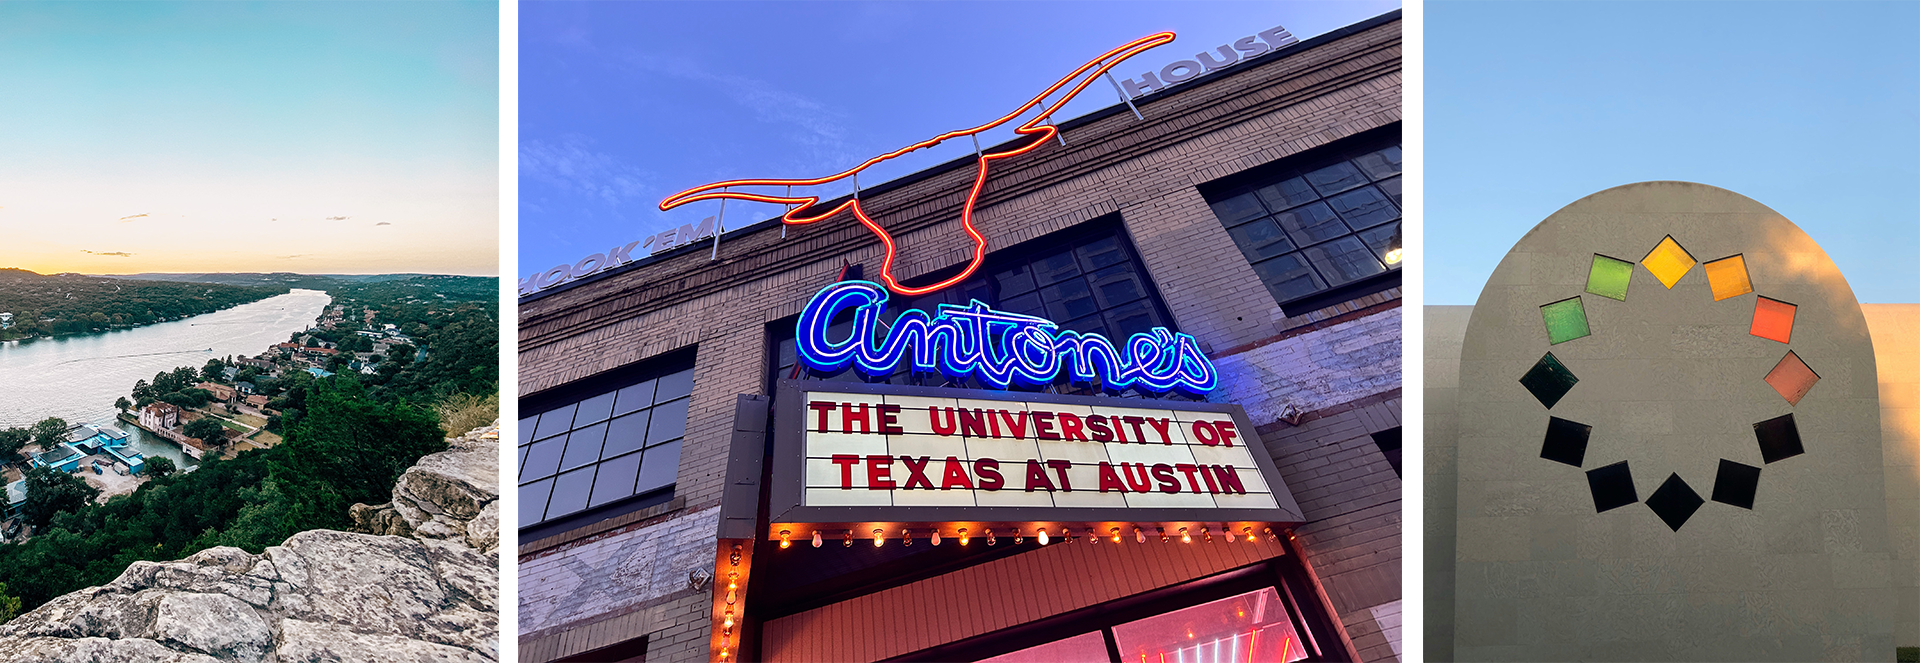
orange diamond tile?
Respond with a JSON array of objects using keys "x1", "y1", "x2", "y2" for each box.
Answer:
[
  {"x1": 1765, "y1": 351, "x2": 1819, "y2": 406},
  {"x1": 1703, "y1": 254, "x2": 1753, "y2": 301},
  {"x1": 1751, "y1": 296, "x2": 1796, "y2": 344}
]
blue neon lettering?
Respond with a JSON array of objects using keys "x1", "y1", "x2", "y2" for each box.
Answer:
[{"x1": 795, "y1": 281, "x2": 1218, "y2": 394}]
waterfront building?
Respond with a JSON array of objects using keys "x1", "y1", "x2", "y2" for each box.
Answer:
[
  {"x1": 1424, "y1": 182, "x2": 1918, "y2": 660},
  {"x1": 196, "y1": 382, "x2": 237, "y2": 402},
  {"x1": 519, "y1": 11, "x2": 1402, "y2": 663},
  {"x1": 139, "y1": 403, "x2": 180, "y2": 431},
  {"x1": 30, "y1": 444, "x2": 85, "y2": 473},
  {"x1": 4, "y1": 480, "x2": 24, "y2": 520}
]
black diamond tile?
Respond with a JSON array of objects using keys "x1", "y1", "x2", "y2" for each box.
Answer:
[
  {"x1": 1646, "y1": 473, "x2": 1705, "y2": 531},
  {"x1": 1711, "y1": 459, "x2": 1761, "y2": 509},
  {"x1": 1540, "y1": 416, "x2": 1591, "y2": 467},
  {"x1": 1753, "y1": 413, "x2": 1804, "y2": 464},
  {"x1": 1519, "y1": 352, "x2": 1580, "y2": 409},
  {"x1": 1586, "y1": 461, "x2": 1637, "y2": 513}
]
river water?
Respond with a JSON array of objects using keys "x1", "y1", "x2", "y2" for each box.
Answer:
[{"x1": 0, "y1": 289, "x2": 331, "y2": 467}]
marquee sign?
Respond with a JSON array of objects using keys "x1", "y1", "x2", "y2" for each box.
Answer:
[
  {"x1": 797, "y1": 280, "x2": 1218, "y2": 394},
  {"x1": 769, "y1": 380, "x2": 1305, "y2": 545},
  {"x1": 1115, "y1": 25, "x2": 1299, "y2": 99}
]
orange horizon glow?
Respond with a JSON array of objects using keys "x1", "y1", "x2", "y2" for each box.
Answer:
[{"x1": 659, "y1": 32, "x2": 1177, "y2": 295}]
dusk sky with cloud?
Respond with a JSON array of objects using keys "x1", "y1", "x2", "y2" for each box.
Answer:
[{"x1": 0, "y1": 2, "x2": 499, "y2": 276}]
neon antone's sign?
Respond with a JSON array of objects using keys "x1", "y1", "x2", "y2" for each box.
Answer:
[
  {"x1": 797, "y1": 281, "x2": 1217, "y2": 395},
  {"x1": 661, "y1": 33, "x2": 1178, "y2": 296}
]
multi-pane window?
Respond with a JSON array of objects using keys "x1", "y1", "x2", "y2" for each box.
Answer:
[
  {"x1": 1206, "y1": 137, "x2": 1401, "y2": 307},
  {"x1": 770, "y1": 223, "x2": 1175, "y2": 394},
  {"x1": 518, "y1": 367, "x2": 693, "y2": 530}
]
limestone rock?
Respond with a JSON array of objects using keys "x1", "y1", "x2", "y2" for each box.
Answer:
[{"x1": 0, "y1": 422, "x2": 501, "y2": 662}]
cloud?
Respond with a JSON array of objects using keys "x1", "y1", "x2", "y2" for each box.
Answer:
[
  {"x1": 82, "y1": 250, "x2": 135, "y2": 257},
  {"x1": 521, "y1": 136, "x2": 654, "y2": 206},
  {"x1": 324, "y1": 216, "x2": 350, "y2": 221},
  {"x1": 374, "y1": 222, "x2": 392, "y2": 226},
  {"x1": 279, "y1": 254, "x2": 313, "y2": 259},
  {"x1": 117, "y1": 213, "x2": 149, "y2": 222}
]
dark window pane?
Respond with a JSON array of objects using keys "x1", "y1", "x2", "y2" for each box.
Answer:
[
  {"x1": 604, "y1": 411, "x2": 651, "y2": 457},
  {"x1": 574, "y1": 391, "x2": 616, "y2": 427},
  {"x1": 1040, "y1": 278, "x2": 1098, "y2": 321},
  {"x1": 559, "y1": 422, "x2": 608, "y2": 471},
  {"x1": 532, "y1": 403, "x2": 575, "y2": 440},
  {"x1": 1359, "y1": 221, "x2": 1402, "y2": 269},
  {"x1": 647, "y1": 398, "x2": 690, "y2": 445},
  {"x1": 1254, "y1": 177, "x2": 1317, "y2": 211},
  {"x1": 1075, "y1": 236, "x2": 1128, "y2": 272},
  {"x1": 1252, "y1": 253, "x2": 1327, "y2": 302},
  {"x1": 1207, "y1": 192, "x2": 1265, "y2": 225},
  {"x1": 1087, "y1": 264, "x2": 1146, "y2": 309},
  {"x1": 1327, "y1": 186, "x2": 1398, "y2": 230},
  {"x1": 519, "y1": 478, "x2": 553, "y2": 528},
  {"x1": 518, "y1": 416, "x2": 537, "y2": 446},
  {"x1": 1032, "y1": 251, "x2": 1082, "y2": 286},
  {"x1": 1353, "y1": 146, "x2": 1402, "y2": 179},
  {"x1": 1226, "y1": 217, "x2": 1297, "y2": 261},
  {"x1": 655, "y1": 368, "x2": 696, "y2": 402},
  {"x1": 589, "y1": 451, "x2": 644, "y2": 507},
  {"x1": 613, "y1": 379, "x2": 656, "y2": 417},
  {"x1": 1060, "y1": 313, "x2": 1107, "y2": 339},
  {"x1": 1104, "y1": 300, "x2": 1161, "y2": 339},
  {"x1": 1303, "y1": 236, "x2": 1386, "y2": 286},
  {"x1": 993, "y1": 263, "x2": 1037, "y2": 297},
  {"x1": 1274, "y1": 202, "x2": 1351, "y2": 246},
  {"x1": 1000, "y1": 292, "x2": 1045, "y2": 318},
  {"x1": 1377, "y1": 175, "x2": 1402, "y2": 206},
  {"x1": 546, "y1": 466, "x2": 596, "y2": 518},
  {"x1": 636, "y1": 439, "x2": 681, "y2": 493},
  {"x1": 1304, "y1": 161, "x2": 1367, "y2": 196},
  {"x1": 522, "y1": 436, "x2": 566, "y2": 481}
]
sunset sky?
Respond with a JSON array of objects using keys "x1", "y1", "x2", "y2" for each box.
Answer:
[{"x1": 0, "y1": 1, "x2": 499, "y2": 276}]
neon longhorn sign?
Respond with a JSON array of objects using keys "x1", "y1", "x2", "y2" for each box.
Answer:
[
  {"x1": 797, "y1": 281, "x2": 1218, "y2": 395},
  {"x1": 660, "y1": 32, "x2": 1179, "y2": 296}
]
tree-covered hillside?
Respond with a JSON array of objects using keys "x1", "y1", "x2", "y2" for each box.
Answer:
[{"x1": 0, "y1": 269, "x2": 286, "y2": 337}]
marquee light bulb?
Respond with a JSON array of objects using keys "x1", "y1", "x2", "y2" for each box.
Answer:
[
  {"x1": 902, "y1": 529, "x2": 913, "y2": 546},
  {"x1": 812, "y1": 531, "x2": 823, "y2": 548},
  {"x1": 1181, "y1": 527, "x2": 1192, "y2": 544},
  {"x1": 1112, "y1": 527, "x2": 1122, "y2": 543},
  {"x1": 844, "y1": 530, "x2": 853, "y2": 547},
  {"x1": 1264, "y1": 527, "x2": 1278, "y2": 542},
  {"x1": 1225, "y1": 528, "x2": 1236, "y2": 543},
  {"x1": 1203, "y1": 527, "x2": 1213, "y2": 543},
  {"x1": 723, "y1": 610, "x2": 734, "y2": 629},
  {"x1": 1244, "y1": 527, "x2": 1256, "y2": 543},
  {"x1": 987, "y1": 529, "x2": 997, "y2": 546},
  {"x1": 873, "y1": 529, "x2": 885, "y2": 547},
  {"x1": 1038, "y1": 528, "x2": 1050, "y2": 545},
  {"x1": 1083, "y1": 528, "x2": 1093, "y2": 544},
  {"x1": 1135, "y1": 527, "x2": 1147, "y2": 544},
  {"x1": 1014, "y1": 531, "x2": 1024, "y2": 544},
  {"x1": 727, "y1": 573, "x2": 738, "y2": 592},
  {"x1": 1159, "y1": 527, "x2": 1169, "y2": 544},
  {"x1": 779, "y1": 530, "x2": 791, "y2": 549},
  {"x1": 931, "y1": 530, "x2": 942, "y2": 546},
  {"x1": 959, "y1": 528, "x2": 969, "y2": 546}
]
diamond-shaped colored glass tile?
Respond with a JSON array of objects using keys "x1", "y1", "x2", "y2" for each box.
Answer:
[
  {"x1": 1753, "y1": 413, "x2": 1804, "y2": 464},
  {"x1": 1519, "y1": 352, "x2": 1580, "y2": 409},
  {"x1": 1585, "y1": 254, "x2": 1633, "y2": 301},
  {"x1": 1711, "y1": 459, "x2": 1760, "y2": 509},
  {"x1": 1641, "y1": 236, "x2": 1696, "y2": 289},
  {"x1": 1751, "y1": 296, "x2": 1796, "y2": 343},
  {"x1": 1764, "y1": 351, "x2": 1820, "y2": 406},
  {"x1": 1703, "y1": 254, "x2": 1753, "y2": 301},
  {"x1": 1540, "y1": 416, "x2": 1591, "y2": 467},
  {"x1": 1540, "y1": 297, "x2": 1591, "y2": 345},
  {"x1": 1646, "y1": 473, "x2": 1705, "y2": 531},
  {"x1": 1586, "y1": 461, "x2": 1637, "y2": 513}
]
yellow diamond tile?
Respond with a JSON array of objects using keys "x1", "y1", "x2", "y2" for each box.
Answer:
[
  {"x1": 1642, "y1": 236, "x2": 1696, "y2": 289},
  {"x1": 1703, "y1": 254, "x2": 1752, "y2": 301}
]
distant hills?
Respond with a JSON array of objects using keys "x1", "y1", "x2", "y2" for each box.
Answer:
[{"x1": 97, "y1": 272, "x2": 497, "y2": 303}]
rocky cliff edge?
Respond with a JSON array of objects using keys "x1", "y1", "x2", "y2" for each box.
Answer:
[{"x1": 0, "y1": 422, "x2": 501, "y2": 663}]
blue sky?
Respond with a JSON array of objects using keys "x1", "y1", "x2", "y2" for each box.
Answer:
[
  {"x1": 1427, "y1": 1, "x2": 1920, "y2": 304},
  {"x1": 0, "y1": 1, "x2": 498, "y2": 275},
  {"x1": 518, "y1": 0, "x2": 1399, "y2": 279}
]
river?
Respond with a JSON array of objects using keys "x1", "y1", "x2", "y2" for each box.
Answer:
[{"x1": 0, "y1": 289, "x2": 331, "y2": 467}]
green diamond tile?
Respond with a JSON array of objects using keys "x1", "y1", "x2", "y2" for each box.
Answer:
[
  {"x1": 1586, "y1": 254, "x2": 1633, "y2": 301},
  {"x1": 1520, "y1": 352, "x2": 1580, "y2": 409},
  {"x1": 1541, "y1": 296, "x2": 1592, "y2": 345}
]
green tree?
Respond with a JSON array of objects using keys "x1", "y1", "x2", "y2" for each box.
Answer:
[
  {"x1": 201, "y1": 359, "x2": 225, "y2": 381},
  {"x1": 282, "y1": 377, "x2": 445, "y2": 518},
  {"x1": 114, "y1": 396, "x2": 131, "y2": 412},
  {"x1": 145, "y1": 456, "x2": 176, "y2": 478},
  {"x1": 183, "y1": 419, "x2": 226, "y2": 444},
  {"x1": 0, "y1": 582, "x2": 22, "y2": 624},
  {"x1": 19, "y1": 466, "x2": 98, "y2": 529},
  {"x1": 28, "y1": 418, "x2": 68, "y2": 449},
  {"x1": 0, "y1": 428, "x2": 28, "y2": 463}
]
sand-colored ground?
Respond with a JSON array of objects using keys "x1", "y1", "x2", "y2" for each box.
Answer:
[{"x1": 74, "y1": 454, "x2": 147, "y2": 499}]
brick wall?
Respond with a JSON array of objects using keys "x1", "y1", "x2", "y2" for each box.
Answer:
[{"x1": 519, "y1": 16, "x2": 1402, "y2": 662}]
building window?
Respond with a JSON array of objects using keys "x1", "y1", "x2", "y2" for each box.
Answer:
[
  {"x1": 518, "y1": 363, "x2": 693, "y2": 533},
  {"x1": 1203, "y1": 129, "x2": 1401, "y2": 311},
  {"x1": 769, "y1": 217, "x2": 1180, "y2": 397}
]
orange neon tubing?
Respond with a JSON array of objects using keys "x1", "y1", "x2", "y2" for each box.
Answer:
[{"x1": 659, "y1": 32, "x2": 1177, "y2": 296}]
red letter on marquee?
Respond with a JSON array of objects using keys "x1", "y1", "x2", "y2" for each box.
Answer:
[
  {"x1": 1146, "y1": 418, "x2": 1174, "y2": 444},
  {"x1": 842, "y1": 403, "x2": 871, "y2": 434},
  {"x1": 975, "y1": 458, "x2": 1004, "y2": 490},
  {"x1": 940, "y1": 456, "x2": 974, "y2": 490},
  {"x1": 900, "y1": 456, "x2": 935, "y2": 489},
  {"x1": 831, "y1": 454, "x2": 860, "y2": 489},
  {"x1": 1191, "y1": 420, "x2": 1219, "y2": 446},
  {"x1": 1097, "y1": 462, "x2": 1126, "y2": 493},
  {"x1": 930, "y1": 407, "x2": 959, "y2": 436},
  {"x1": 1058, "y1": 412, "x2": 1087, "y2": 441},
  {"x1": 1215, "y1": 421, "x2": 1238, "y2": 447},
  {"x1": 1210, "y1": 465, "x2": 1247, "y2": 494},
  {"x1": 866, "y1": 454, "x2": 895, "y2": 489},
  {"x1": 809, "y1": 401, "x2": 838, "y2": 433},
  {"x1": 1023, "y1": 460, "x2": 1055, "y2": 492},
  {"x1": 878, "y1": 404, "x2": 904, "y2": 435},
  {"x1": 1046, "y1": 459, "x2": 1074, "y2": 491}
]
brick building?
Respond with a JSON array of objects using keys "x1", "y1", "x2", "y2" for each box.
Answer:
[{"x1": 519, "y1": 11, "x2": 1403, "y2": 662}]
